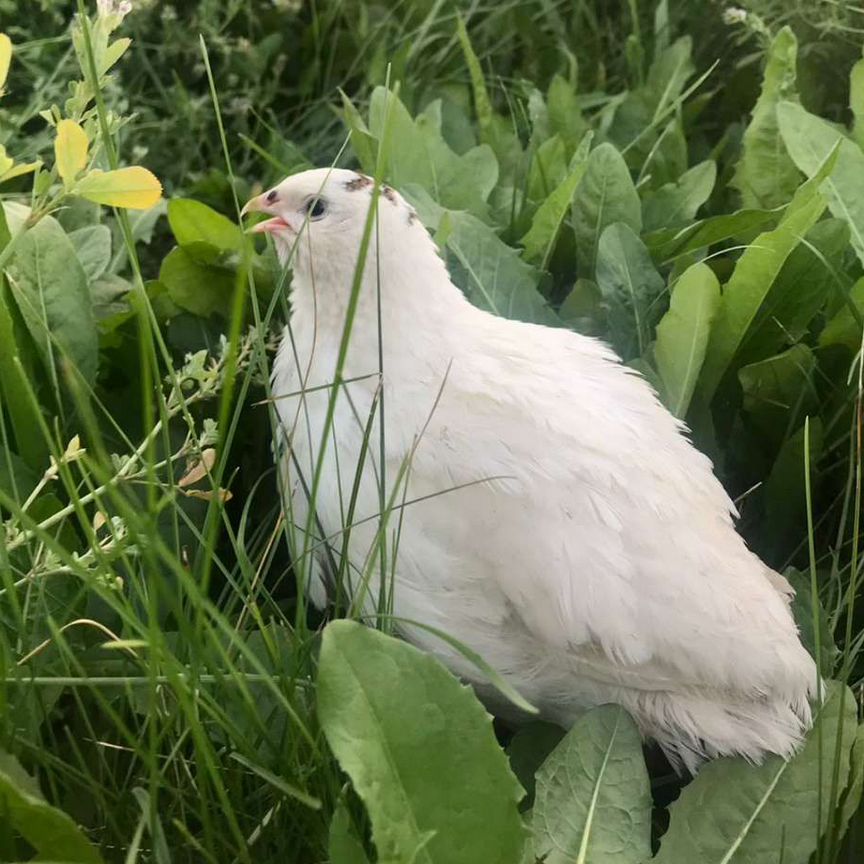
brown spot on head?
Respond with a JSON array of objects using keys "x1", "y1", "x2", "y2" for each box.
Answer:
[
  {"x1": 381, "y1": 185, "x2": 397, "y2": 205},
  {"x1": 344, "y1": 173, "x2": 373, "y2": 191},
  {"x1": 407, "y1": 208, "x2": 418, "y2": 225}
]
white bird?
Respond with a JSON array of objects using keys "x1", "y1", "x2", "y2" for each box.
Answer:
[{"x1": 242, "y1": 167, "x2": 817, "y2": 771}]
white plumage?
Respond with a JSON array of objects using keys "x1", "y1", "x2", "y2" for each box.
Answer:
[{"x1": 242, "y1": 167, "x2": 817, "y2": 771}]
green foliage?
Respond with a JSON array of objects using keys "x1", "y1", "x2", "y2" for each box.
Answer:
[
  {"x1": 521, "y1": 138, "x2": 590, "y2": 268},
  {"x1": 159, "y1": 246, "x2": 235, "y2": 318},
  {"x1": 329, "y1": 799, "x2": 372, "y2": 864},
  {"x1": 778, "y1": 100, "x2": 864, "y2": 267},
  {"x1": 595, "y1": 222, "x2": 664, "y2": 359},
  {"x1": 732, "y1": 27, "x2": 801, "y2": 210},
  {"x1": 821, "y1": 277, "x2": 864, "y2": 352},
  {"x1": 2, "y1": 1, "x2": 864, "y2": 862},
  {"x1": 410, "y1": 188, "x2": 556, "y2": 325},
  {"x1": 572, "y1": 143, "x2": 642, "y2": 276},
  {"x1": 530, "y1": 705, "x2": 651, "y2": 864},
  {"x1": 6, "y1": 214, "x2": 98, "y2": 386},
  {"x1": 655, "y1": 683, "x2": 858, "y2": 864},
  {"x1": 698, "y1": 150, "x2": 834, "y2": 401},
  {"x1": 0, "y1": 750, "x2": 104, "y2": 863},
  {"x1": 738, "y1": 344, "x2": 818, "y2": 440},
  {"x1": 642, "y1": 159, "x2": 715, "y2": 232},
  {"x1": 655, "y1": 262, "x2": 720, "y2": 417},
  {"x1": 352, "y1": 86, "x2": 498, "y2": 219},
  {"x1": 168, "y1": 198, "x2": 244, "y2": 253},
  {"x1": 317, "y1": 621, "x2": 526, "y2": 864}
]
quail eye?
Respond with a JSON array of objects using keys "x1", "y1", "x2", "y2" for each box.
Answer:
[{"x1": 304, "y1": 197, "x2": 327, "y2": 219}]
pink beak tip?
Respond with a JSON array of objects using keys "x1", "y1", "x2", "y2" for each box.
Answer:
[{"x1": 246, "y1": 215, "x2": 291, "y2": 235}]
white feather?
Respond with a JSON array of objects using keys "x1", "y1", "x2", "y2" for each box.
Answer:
[{"x1": 255, "y1": 167, "x2": 817, "y2": 771}]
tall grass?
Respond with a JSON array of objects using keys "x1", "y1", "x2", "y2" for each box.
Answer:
[{"x1": 1, "y1": 7, "x2": 450, "y2": 858}]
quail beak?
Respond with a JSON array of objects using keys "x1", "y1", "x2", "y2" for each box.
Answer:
[{"x1": 240, "y1": 193, "x2": 295, "y2": 235}]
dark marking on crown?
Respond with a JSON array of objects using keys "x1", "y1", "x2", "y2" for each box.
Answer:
[
  {"x1": 407, "y1": 208, "x2": 418, "y2": 225},
  {"x1": 381, "y1": 185, "x2": 397, "y2": 205},
  {"x1": 344, "y1": 174, "x2": 373, "y2": 191}
]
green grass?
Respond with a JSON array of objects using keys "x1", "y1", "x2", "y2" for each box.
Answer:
[{"x1": 1, "y1": 0, "x2": 864, "y2": 861}]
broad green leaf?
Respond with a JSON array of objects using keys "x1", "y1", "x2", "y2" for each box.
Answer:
[
  {"x1": 0, "y1": 290, "x2": 45, "y2": 469},
  {"x1": 607, "y1": 37, "x2": 694, "y2": 164},
  {"x1": 366, "y1": 87, "x2": 498, "y2": 219},
  {"x1": 655, "y1": 262, "x2": 720, "y2": 417},
  {"x1": 735, "y1": 218, "x2": 848, "y2": 365},
  {"x1": 641, "y1": 115, "x2": 688, "y2": 190},
  {"x1": 655, "y1": 682, "x2": 858, "y2": 864},
  {"x1": 69, "y1": 224, "x2": 112, "y2": 282},
  {"x1": 820, "y1": 276, "x2": 864, "y2": 352},
  {"x1": 547, "y1": 74, "x2": 587, "y2": 155},
  {"x1": 596, "y1": 222, "x2": 664, "y2": 360},
  {"x1": 642, "y1": 160, "x2": 716, "y2": 232},
  {"x1": 91, "y1": 274, "x2": 131, "y2": 323},
  {"x1": 698, "y1": 151, "x2": 834, "y2": 401},
  {"x1": 54, "y1": 119, "x2": 89, "y2": 187},
  {"x1": 522, "y1": 148, "x2": 590, "y2": 268},
  {"x1": 317, "y1": 621, "x2": 526, "y2": 864},
  {"x1": 645, "y1": 208, "x2": 776, "y2": 263},
  {"x1": 572, "y1": 143, "x2": 641, "y2": 276},
  {"x1": 762, "y1": 419, "x2": 825, "y2": 555},
  {"x1": 852, "y1": 59, "x2": 864, "y2": 148},
  {"x1": 559, "y1": 278, "x2": 602, "y2": 331},
  {"x1": 778, "y1": 100, "x2": 864, "y2": 266},
  {"x1": 531, "y1": 705, "x2": 651, "y2": 864},
  {"x1": 0, "y1": 32, "x2": 10, "y2": 93},
  {"x1": 838, "y1": 725, "x2": 864, "y2": 841},
  {"x1": 526, "y1": 135, "x2": 567, "y2": 204},
  {"x1": 738, "y1": 344, "x2": 817, "y2": 442},
  {"x1": 506, "y1": 723, "x2": 565, "y2": 810},
  {"x1": 410, "y1": 187, "x2": 557, "y2": 325},
  {"x1": 158, "y1": 246, "x2": 234, "y2": 319},
  {"x1": 732, "y1": 27, "x2": 801, "y2": 210},
  {"x1": 448, "y1": 212, "x2": 556, "y2": 324},
  {"x1": 784, "y1": 564, "x2": 836, "y2": 675},
  {"x1": 654, "y1": 0, "x2": 670, "y2": 52},
  {"x1": 0, "y1": 206, "x2": 44, "y2": 468},
  {"x1": 453, "y1": 21, "x2": 521, "y2": 180},
  {"x1": 329, "y1": 799, "x2": 371, "y2": 864},
  {"x1": 0, "y1": 749, "x2": 104, "y2": 863},
  {"x1": 341, "y1": 90, "x2": 377, "y2": 173},
  {"x1": 436, "y1": 87, "x2": 476, "y2": 154},
  {"x1": 7, "y1": 214, "x2": 98, "y2": 384},
  {"x1": 644, "y1": 36, "x2": 694, "y2": 121},
  {"x1": 76, "y1": 166, "x2": 163, "y2": 210},
  {"x1": 168, "y1": 198, "x2": 244, "y2": 253}
]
